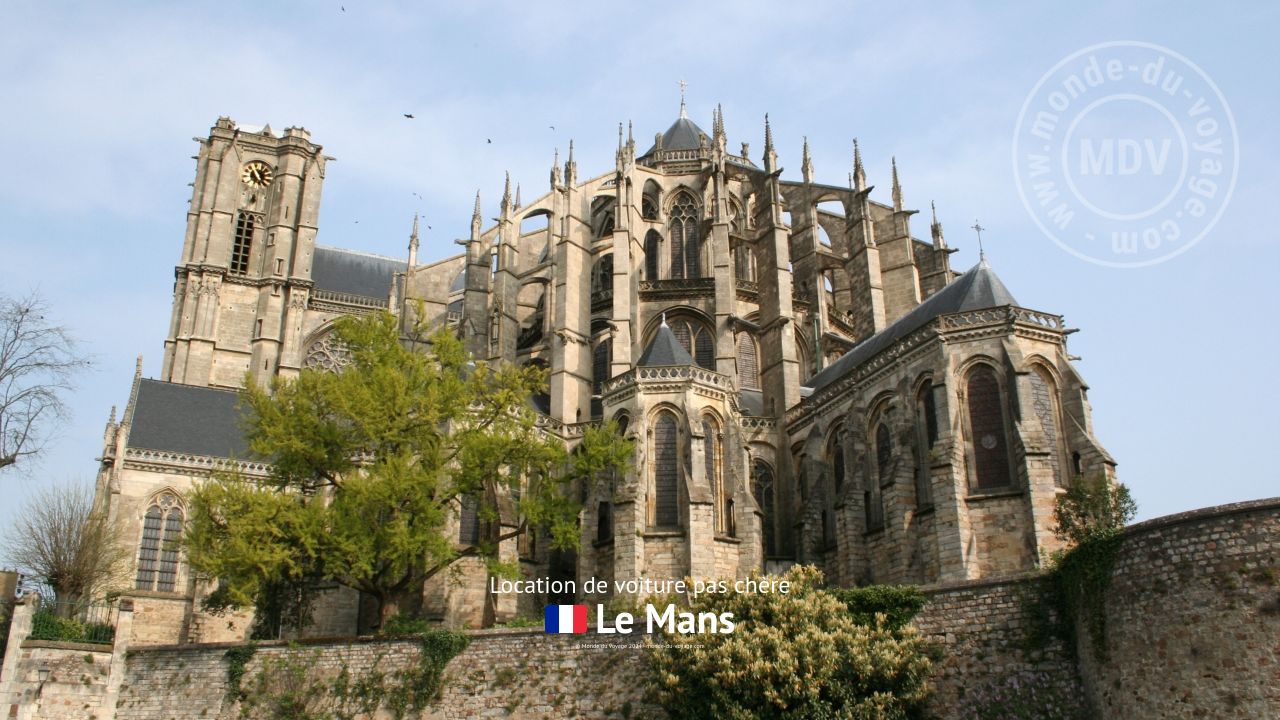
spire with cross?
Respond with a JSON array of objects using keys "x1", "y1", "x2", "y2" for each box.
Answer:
[
  {"x1": 971, "y1": 220, "x2": 986, "y2": 260},
  {"x1": 678, "y1": 79, "x2": 688, "y2": 118}
]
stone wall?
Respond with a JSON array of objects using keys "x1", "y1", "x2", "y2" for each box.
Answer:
[
  {"x1": 3, "y1": 497, "x2": 1277, "y2": 719},
  {"x1": 3, "y1": 642, "x2": 114, "y2": 720},
  {"x1": 1076, "y1": 498, "x2": 1280, "y2": 719},
  {"x1": 914, "y1": 573, "x2": 1081, "y2": 718},
  {"x1": 115, "y1": 629, "x2": 659, "y2": 720}
]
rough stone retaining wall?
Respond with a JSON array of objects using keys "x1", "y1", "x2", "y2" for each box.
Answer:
[
  {"x1": 1075, "y1": 498, "x2": 1280, "y2": 719},
  {"x1": 5, "y1": 497, "x2": 1278, "y2": 719},
  {"x1": 116, "y1": 629, "x2": 659, "y2": 720},
  {"x1": 914, "y1": 573, "x2": 1081, "y2": 718}
]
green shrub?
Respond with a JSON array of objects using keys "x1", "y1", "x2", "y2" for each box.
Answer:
[
  {"x1": 827, "y1": 585, "x2": 927, "y2": 631},
  {"x1": 378, "y1": 614, "x2": 435, "y2": 636},
  {"x1": 1052, "y1": 474, "x2": 1136, "y2": 545},
  {"x1": 647, "y1": 566, "x2": 931, "y2": 720},
  {"x1": 28, "y1": 610, "x2": 114, "y2": 644}
]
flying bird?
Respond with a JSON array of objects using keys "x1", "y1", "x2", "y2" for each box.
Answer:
[
  {"x1": 549, "y1": 125, "x2": 555, "y2": 131},
  {"x1": 487, "y1": 138, "x2": 492, "y2": 144},
  {"x1": 403, "y1": 113, "x2": 415, "y2": 119},
  {"x1": 340, "y1": 5, "x2": 345, "y2": 11}
]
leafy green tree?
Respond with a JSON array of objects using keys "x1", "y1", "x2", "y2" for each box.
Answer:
[
  {"x1": 1052, "y1": 473, "x2": 1137, "y2": 545},
  {"x1": 186, "y1": 312, "x2": 631, "y2": 628},
  {"x1": 648, "y1": 566, "x2": 932, "y2": 720}
]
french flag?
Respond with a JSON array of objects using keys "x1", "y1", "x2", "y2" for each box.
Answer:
[{"x1": 544, "y1": 604, "x2": 588, "y2": 634}]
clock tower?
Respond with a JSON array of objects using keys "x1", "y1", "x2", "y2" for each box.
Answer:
[{"x1": 161, "y1": 117, "x2": 328, "y2": 389}]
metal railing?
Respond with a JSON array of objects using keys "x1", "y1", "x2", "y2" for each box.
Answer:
[{"x1": 28, "y1": 598, "x2": 117, "y2": 645}]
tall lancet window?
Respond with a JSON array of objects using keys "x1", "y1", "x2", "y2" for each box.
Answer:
[
  {"x1": 644, "y1": 230, "x2": 661, "y2": 282},
  {"x1": 669, "y1": 192, "x2": 701, "y2": 278},
  {"x1": 867, "y1": 424, "x2": 890, "y2": 531},
  {"x1": 737, "y1": 333, "x2": 760, "y2": 390},
  {"x1": 966, "y1": 365, "x2": 1013, "y2": 490},
  {"x1": 230, "y1": 213, "x2": 256, "y2": 275},
  {"x1": 703, "y1": 417, "x2": 728, "y2": 535},
  {"x1": 135, "y1": 493, "x2": 184, "y2": 593},
  {"x1": 591, "y1": 339, "x2": 611, "y2": 419},
  {"x1": 753, "y1": 460, "x2": 776, "y2": 558},
  {"x1": 652, "y1": 412, "x2": 681, "y2": 528}
]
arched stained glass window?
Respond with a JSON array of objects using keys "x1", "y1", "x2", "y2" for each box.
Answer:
[
  {"x1": 135, "y1": 493, "x2": 183, "y2": 593},
  {"x1": 652, "y1": 412, "x2": 680, "y2": 528},
  {"x1": 644, "y1": 230, "x2": 661, "y2": 282},
  {"x1": 967, "y1": 365, "x2": 1013, "y2": 490},
  {"x1": 753, "y1": 460, "x2": 776, "y2": 558},
  {"x1": 668, "y1": 318, "x2": 715, "y2": 370},
  {"x1": 669, "y1": 193, "x2": 701, "y2": 278}
]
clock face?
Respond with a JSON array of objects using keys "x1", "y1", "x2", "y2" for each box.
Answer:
[{"x1": 241, "y1": 161, "x2": 274, "y2": 188}]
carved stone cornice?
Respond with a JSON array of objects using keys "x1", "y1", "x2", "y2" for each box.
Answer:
[{"x1": 122, "y1": 448, "x2": 272, "y2": 479}]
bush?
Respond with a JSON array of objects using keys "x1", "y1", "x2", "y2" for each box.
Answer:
[
  {"x1": 28, "y1": 610, "x2": 114, "y2": 644},
  {"x1": 1052, "y1": 474, "x2": 1136, "y2": 545},
  {"x1": 647, "y1": 566, "x2": 931, "y2": 720},
  {"x1": 378, "y1": 614, "x2": 435, "y2": 636},
  {"x1": 827, "y1": 585, "x2": 927, "y2": 632}
]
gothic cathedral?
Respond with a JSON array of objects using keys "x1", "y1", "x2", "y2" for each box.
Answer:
[{"x1": 93, "y1": 104, "x2": 1114, "y2": 641}]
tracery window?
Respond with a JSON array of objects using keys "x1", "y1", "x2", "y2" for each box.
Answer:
[
  {"x1": 753, "y1": 459, "x2": 776, "y2": 558},
  {"x1": 652, "y1": 412, "x2": 681, "y2": 528},
  {"x1": 667, "y1": 317, "x2": 714, "y2": 370},
  {"x1": 135, "y1": 493, "x2": 183, "y2": 593},
  {"x1": 669, "y1": 192, "x2": 701, "y2": 279},
  {"x1": 967, "y1": 365, "x2": 1013, "y2": 490},
  {"x1": 303, "y1": 332, "x2": 352, "y2": 373}
]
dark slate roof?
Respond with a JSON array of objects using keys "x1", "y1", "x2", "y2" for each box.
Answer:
[
  {"x1": 312, "y1": 246, "x2": 403, "y2": 299},
  {"x1": 638, "y1": 322, "x2": 697, "y2": 366},
  {"x1": 739, "y1": 389, "x2": 764, "y2": 417},
  {"x1": 127, "y1": 379, "x2": 250, "y2": 458},
  {"x1": 805, "y1": 261, "x2": 1019, "y2": 393},
  {"x1": 642, "y1": 116, "x2": 710, "y2": 156}
]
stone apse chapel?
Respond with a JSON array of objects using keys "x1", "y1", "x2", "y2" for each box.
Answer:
[{"x1": 92, "y1": 103, "x2": 1115, "y2": 640}]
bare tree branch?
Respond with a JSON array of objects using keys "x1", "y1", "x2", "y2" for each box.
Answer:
[
  {"x1": 2, "y1": 480, "x2": 129, "y2": 602},
  {"x1": 0, "y1": 292, "x2": 93, "y2": 472}
]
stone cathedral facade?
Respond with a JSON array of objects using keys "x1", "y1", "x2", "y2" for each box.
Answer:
[{"x1": 93, "y1": 106, "x2": 1115, "y2": 641}]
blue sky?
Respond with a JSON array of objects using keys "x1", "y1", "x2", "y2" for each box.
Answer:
[{"x1": 1, "y1": 1, "x2": 1277, "y2": 535}]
